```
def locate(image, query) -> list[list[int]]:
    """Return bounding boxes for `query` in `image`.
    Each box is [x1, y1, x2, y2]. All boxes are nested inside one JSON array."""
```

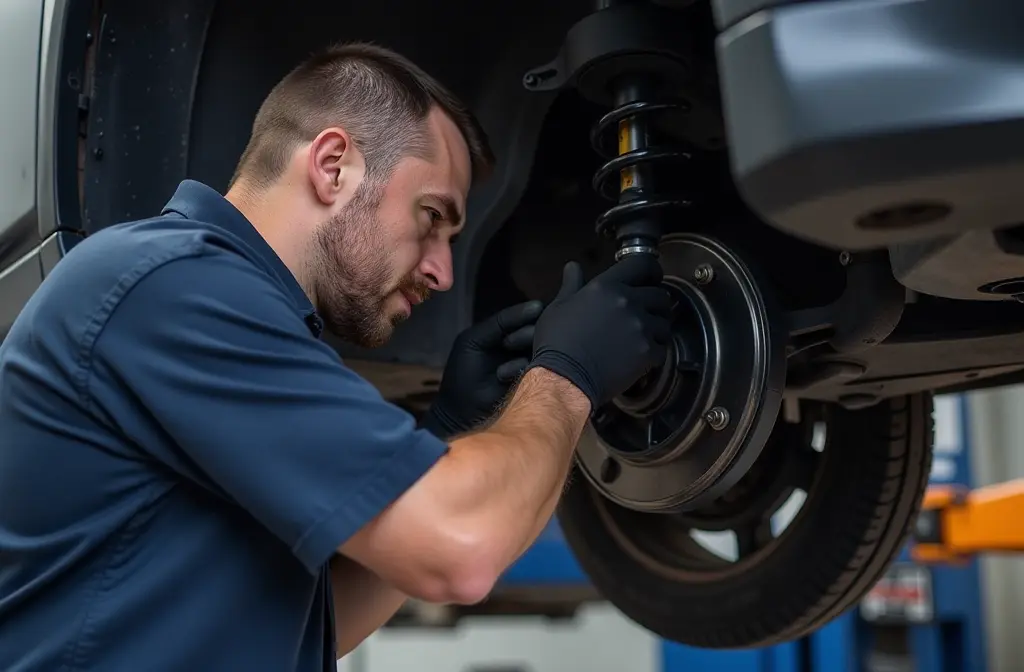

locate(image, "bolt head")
[[704, 406, 730, 430]]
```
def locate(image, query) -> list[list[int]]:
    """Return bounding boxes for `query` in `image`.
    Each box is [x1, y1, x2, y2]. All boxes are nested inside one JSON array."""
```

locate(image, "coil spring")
[[589, 98, 694, 241]]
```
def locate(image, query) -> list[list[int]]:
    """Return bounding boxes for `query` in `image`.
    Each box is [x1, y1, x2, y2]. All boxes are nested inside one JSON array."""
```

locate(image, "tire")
[[556, 393, 934, 648]]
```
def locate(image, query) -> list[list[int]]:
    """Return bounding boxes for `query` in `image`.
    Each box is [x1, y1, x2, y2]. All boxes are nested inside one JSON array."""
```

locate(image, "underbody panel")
[[715, 0, 1024, 303]]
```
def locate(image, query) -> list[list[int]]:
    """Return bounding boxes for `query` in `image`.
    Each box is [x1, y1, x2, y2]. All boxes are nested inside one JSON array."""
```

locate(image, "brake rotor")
[[575, 232, 787, 513]]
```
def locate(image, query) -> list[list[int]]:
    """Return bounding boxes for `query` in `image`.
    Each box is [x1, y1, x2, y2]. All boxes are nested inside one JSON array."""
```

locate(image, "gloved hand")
[[420, 299, 545, 439], [526, 254, 673, 410]]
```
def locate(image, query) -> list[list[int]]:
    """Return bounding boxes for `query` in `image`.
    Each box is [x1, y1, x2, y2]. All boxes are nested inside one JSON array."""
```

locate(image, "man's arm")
[[90, 247, 583, 610], [329, 555, 406, 658], [89, 246, 663, 621], [339, 366, 591, 604], [327, 361, 588, 656]]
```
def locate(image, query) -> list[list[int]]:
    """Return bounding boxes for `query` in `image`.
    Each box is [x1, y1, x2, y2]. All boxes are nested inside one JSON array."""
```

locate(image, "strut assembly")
[[524, 0, 695, 260], [523, 0, 788, 513]]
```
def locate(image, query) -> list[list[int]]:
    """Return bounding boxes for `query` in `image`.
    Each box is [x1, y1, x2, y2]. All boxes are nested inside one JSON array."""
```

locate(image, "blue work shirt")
[[0, 180, 449, 671]]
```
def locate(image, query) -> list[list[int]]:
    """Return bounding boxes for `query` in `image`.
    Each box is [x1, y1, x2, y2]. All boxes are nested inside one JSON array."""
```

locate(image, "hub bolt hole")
[[600, 457, 622, 484]]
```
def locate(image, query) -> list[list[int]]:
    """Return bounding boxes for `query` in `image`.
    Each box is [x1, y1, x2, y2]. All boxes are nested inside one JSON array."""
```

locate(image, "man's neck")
[[225, 182, 317, 303]]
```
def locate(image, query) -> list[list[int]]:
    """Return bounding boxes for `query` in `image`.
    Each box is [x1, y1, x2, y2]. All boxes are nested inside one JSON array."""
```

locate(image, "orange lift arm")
[[911, 479, 1024, 564]]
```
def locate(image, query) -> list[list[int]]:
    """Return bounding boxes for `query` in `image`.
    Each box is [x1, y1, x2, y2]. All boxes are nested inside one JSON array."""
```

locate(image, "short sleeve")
[[88, 248, 449, 574]]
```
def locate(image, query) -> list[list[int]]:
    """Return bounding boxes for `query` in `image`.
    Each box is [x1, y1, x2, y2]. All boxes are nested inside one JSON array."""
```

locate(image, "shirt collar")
[[161, 180, 324, 338]]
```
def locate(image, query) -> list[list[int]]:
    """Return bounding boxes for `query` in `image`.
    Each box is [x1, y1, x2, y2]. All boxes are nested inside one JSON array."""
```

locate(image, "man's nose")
[[419, 242, 454, 292]]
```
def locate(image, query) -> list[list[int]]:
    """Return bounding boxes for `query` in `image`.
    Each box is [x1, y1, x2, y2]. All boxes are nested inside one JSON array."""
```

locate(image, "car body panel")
[[0, 0, 45, 337], [0, 0, 43, 250]]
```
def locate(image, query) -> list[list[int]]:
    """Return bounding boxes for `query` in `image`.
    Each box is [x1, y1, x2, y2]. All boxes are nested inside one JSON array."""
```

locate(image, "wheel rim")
[[589, 402, 829, 582], [575, 232, 788, 512]]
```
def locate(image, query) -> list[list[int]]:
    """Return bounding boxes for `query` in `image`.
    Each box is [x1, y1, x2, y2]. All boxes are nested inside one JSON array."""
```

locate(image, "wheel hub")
[[576, 232, 787, 512]]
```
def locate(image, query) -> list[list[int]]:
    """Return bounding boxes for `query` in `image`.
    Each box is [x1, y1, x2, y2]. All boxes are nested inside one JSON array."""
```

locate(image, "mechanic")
[[0, 43, 672, 671]]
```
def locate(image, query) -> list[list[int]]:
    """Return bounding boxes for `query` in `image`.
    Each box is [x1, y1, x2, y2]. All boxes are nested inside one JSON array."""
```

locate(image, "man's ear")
[[307, 127, 363, 206]]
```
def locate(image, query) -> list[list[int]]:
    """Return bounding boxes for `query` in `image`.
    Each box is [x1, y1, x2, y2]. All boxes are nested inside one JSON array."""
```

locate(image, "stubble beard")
[[310, 179, 429, 348]]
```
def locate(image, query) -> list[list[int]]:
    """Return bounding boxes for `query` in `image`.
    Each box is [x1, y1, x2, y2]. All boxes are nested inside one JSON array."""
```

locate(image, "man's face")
[[309, 109, 471, 348]]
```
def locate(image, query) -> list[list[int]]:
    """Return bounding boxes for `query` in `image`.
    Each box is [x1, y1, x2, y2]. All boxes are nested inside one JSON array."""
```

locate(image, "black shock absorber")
[[522, 1, 698, 261], [590, 77, 693, 260]]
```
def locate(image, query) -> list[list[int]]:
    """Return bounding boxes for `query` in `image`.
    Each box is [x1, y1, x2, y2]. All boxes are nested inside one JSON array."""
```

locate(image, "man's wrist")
[[524, 352, 598, 412], [518, 366, 593, 419], [484, 366, 592, 458]]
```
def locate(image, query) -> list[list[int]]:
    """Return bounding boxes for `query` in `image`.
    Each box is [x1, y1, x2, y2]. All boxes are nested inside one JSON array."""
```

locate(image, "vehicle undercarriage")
[[48, 0, 1024, 649]]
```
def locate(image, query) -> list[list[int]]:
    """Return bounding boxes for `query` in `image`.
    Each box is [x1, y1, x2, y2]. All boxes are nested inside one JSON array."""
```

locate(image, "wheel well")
[[73, 0, 842, 330], [70, 0, 592, 387], [76, 0, 566, 226]]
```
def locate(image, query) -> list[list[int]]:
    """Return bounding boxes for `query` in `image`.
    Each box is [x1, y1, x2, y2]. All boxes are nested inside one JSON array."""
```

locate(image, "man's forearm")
[[330, 555, 407, 659], [443, 367, 591, 577], [338, 367, 592, 605]]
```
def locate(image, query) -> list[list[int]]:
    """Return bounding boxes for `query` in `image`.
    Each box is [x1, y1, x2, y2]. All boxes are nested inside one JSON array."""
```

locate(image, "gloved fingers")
[[555, 261, 585, 302], [600, 254, 664, 287], [473, 300, 544, 345], [494, 299, 544, 336], [645, 314, 673, 345], [625, 285, 674, 317], [496, 357, 530, 383], [502, 324, 534, 352]]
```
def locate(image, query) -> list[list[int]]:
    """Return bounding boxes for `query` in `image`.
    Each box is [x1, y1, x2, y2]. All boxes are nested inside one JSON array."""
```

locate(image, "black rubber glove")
[[420, 299, 545, 439], [526, 254, 673, 410]]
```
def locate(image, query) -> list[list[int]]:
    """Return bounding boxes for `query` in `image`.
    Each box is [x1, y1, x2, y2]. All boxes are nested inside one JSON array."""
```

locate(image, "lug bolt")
[[704, 406, 730, 430], [694, 264, 714, 284]]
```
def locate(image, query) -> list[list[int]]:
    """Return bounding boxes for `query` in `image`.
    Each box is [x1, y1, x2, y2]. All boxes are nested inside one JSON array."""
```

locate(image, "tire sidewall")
[[556, 394, 934, 648]]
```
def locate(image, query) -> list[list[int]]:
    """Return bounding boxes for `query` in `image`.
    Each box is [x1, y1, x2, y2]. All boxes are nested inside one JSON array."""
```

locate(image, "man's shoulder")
[[14, 215, 281, 348], [51, 214, 280, 299], [65, 214, 259, 280]]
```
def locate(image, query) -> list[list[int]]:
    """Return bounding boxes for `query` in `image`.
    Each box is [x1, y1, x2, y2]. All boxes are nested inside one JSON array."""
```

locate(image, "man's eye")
[[426, 208, 442, 223]]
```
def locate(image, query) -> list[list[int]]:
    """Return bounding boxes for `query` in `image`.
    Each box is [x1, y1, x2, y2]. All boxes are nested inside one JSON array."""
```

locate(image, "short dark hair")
[[230, 42, 494, 191]]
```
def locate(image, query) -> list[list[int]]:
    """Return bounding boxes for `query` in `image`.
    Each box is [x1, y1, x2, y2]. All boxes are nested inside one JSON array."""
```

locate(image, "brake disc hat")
[[575, 232, 787, 512]]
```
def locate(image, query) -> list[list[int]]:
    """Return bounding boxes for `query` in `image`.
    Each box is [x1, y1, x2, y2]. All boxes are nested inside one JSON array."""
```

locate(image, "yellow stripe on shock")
[[618, 118, 636, 191]]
